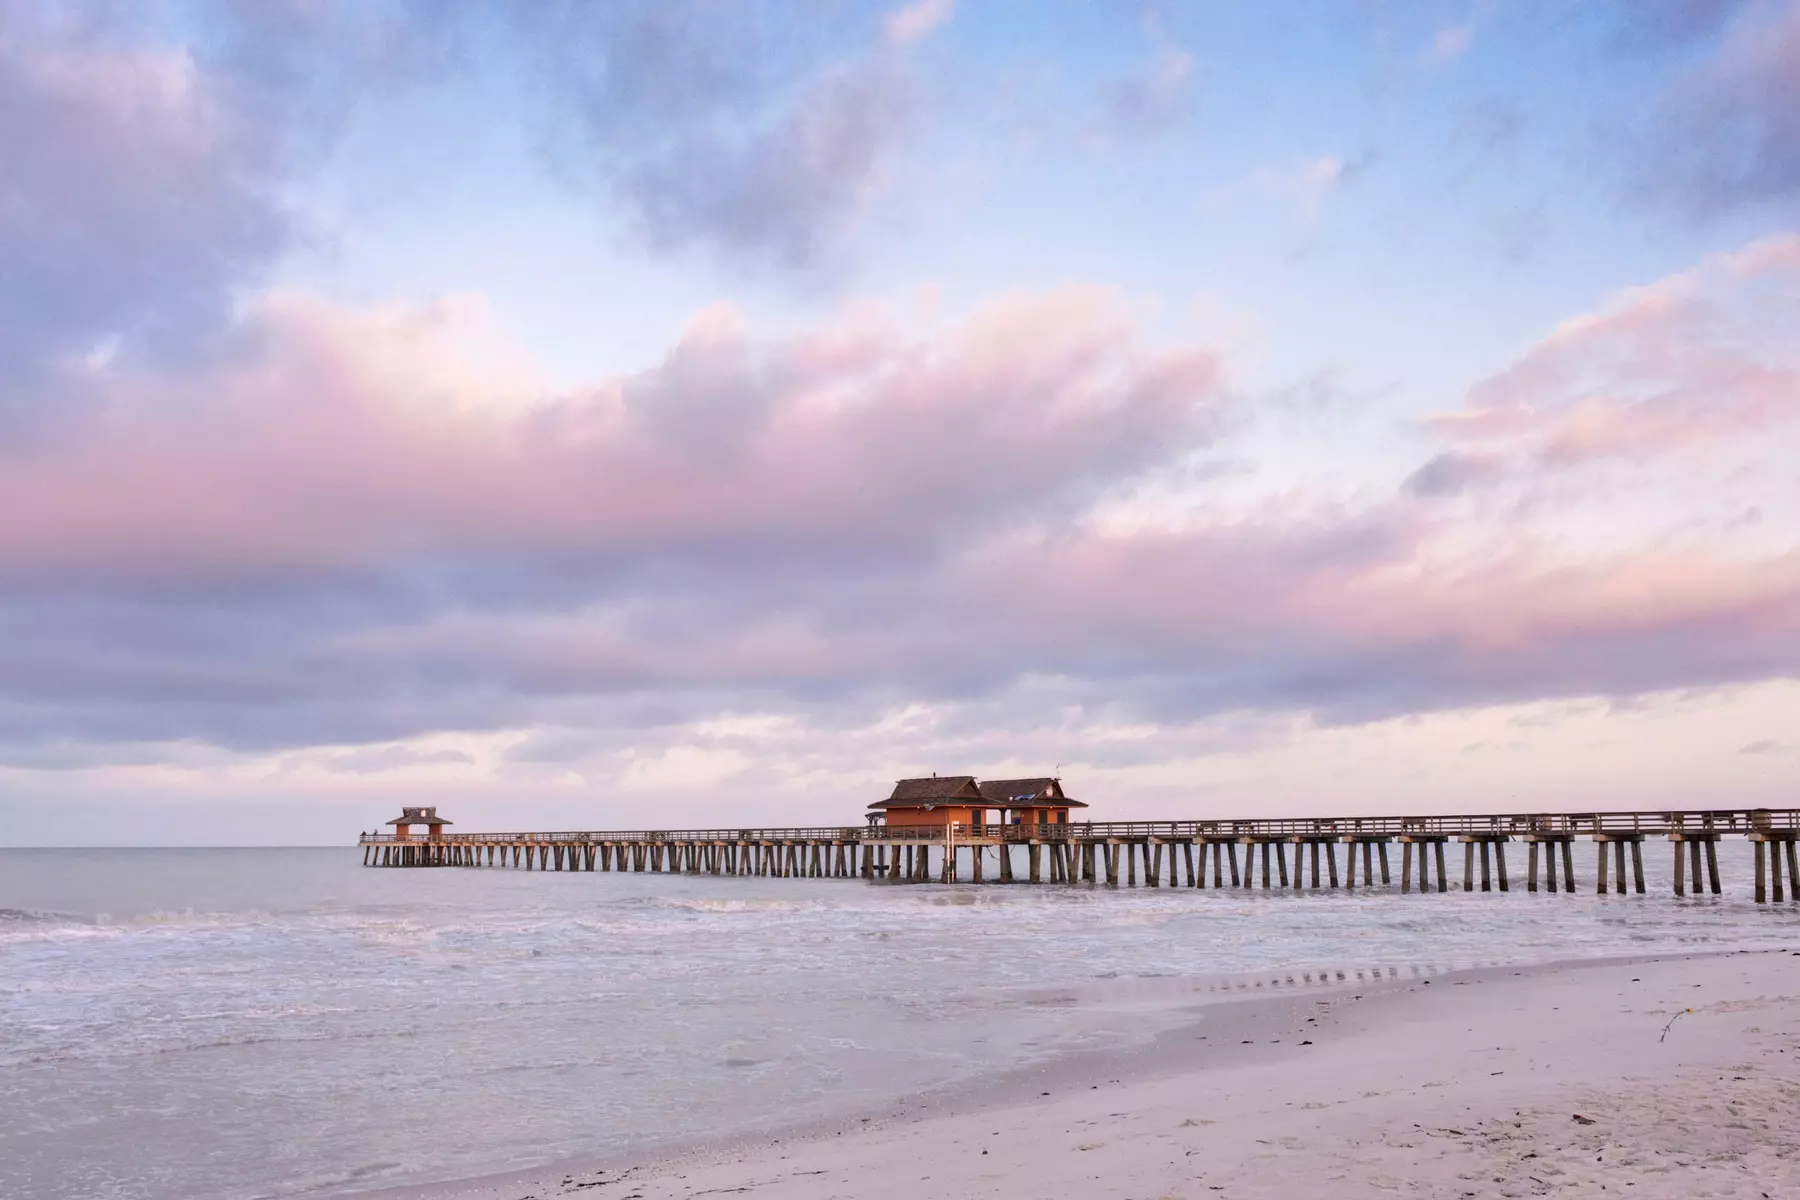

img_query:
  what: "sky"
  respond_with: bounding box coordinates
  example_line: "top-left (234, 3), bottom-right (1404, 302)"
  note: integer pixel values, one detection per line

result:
top-left (2, 0), bottom-right (1798, 845)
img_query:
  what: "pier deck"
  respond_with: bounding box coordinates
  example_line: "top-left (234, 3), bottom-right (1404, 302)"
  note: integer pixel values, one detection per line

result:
top-left (358, 808), bottom-right (1800, 902)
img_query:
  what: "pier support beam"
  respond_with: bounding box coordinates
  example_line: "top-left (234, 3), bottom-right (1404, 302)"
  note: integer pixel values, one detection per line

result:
top-left (1455, 836), bottom-right (1511, 893)
top-left (1592, 835), bottom-right (1645, 895)
top-left (1400, 837), bottom-right (1446, 892)
top-left (1751, 834), bottom-right (1799, 904)
top-left (1525, 835), bottom-right (1574, 892)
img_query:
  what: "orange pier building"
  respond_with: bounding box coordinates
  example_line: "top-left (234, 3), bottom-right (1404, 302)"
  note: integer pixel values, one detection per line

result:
top-left (865, 775), bottom-right (1085, 834)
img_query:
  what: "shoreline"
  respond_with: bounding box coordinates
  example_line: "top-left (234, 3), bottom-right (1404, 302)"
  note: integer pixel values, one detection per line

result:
top-left (356, 946), bottom-right (1799, 1199)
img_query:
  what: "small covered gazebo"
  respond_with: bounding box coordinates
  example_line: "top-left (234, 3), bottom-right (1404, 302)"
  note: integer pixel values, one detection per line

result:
top-left (386, 806), bottom-right (453, 841)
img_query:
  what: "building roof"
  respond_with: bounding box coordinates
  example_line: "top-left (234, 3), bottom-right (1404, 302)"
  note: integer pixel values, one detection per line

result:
top-left (976, 777), bottom-right (1088, 807)
top-left (865, 797), bottom-right (983, 810)
top-left (875, 776), bottom-right (983, 808)
top-left (869, 776), bottom-right (1088, 811)
top-left (385, 806), bottom-right (453, 826)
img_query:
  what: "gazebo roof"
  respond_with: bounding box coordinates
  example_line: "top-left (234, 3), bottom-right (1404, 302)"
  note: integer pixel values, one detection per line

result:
top-left (386, 806), bottom-right (453, 826)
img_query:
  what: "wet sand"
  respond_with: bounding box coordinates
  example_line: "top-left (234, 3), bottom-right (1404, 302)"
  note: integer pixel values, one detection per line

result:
top-left (386, 949), bottom-right (1800, 1200)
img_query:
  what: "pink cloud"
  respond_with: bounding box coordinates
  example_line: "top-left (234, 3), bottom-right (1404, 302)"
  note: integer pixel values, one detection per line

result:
top-left (885, 0), bottom-right (956, 46)
top-left (907, 516), bottom-right (1800, 722)
top-left (1427, 235), bottom-right (1800, 472)
top-left (0, 288), bottom-right (1225, 581)
top-left (4, 249), bottom-right (1798, 762)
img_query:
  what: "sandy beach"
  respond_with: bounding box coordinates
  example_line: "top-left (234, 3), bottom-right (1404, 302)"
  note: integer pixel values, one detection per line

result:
top-left (397, 949), bottom-right (1800, 1200)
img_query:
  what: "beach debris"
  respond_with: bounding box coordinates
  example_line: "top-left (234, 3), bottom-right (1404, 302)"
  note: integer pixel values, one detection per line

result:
top-left (1660, 1008), bottom-right (1694, 1043)
top-left (1571, 1114), bottom-right (1597, 1125)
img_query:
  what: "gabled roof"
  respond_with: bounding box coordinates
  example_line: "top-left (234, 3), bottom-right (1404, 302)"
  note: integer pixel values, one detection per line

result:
top-left (880, 776), bottom-right (982, 805)
top-left (865, 798), bottom-right (982, 810)
top-left (868, 775), bottom-right (1089, 811)
top-left (979, 777), bottom-right (1058, 803)
top-left (386, 806), bottom-right (453, 826)
top-left (978, 778), bottom-right (1088, 808)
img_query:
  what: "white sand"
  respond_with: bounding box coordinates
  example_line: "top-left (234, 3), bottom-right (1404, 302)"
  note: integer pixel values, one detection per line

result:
top-left (405, 950), bottom-right (1800, 1200)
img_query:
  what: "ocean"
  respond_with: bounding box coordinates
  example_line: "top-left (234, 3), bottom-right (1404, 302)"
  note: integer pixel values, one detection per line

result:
top-left (3, 845), bottom-right (1796, 1200)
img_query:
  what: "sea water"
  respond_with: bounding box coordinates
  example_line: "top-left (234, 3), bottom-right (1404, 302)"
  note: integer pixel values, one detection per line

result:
top-left (3, 845), bottom-right (1796, 1200)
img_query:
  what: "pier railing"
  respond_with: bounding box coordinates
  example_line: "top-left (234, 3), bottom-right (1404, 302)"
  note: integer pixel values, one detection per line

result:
top-left (357, 826), bottom-right (867, 845)
top-left (357, 808), bottom-right (1797, 847)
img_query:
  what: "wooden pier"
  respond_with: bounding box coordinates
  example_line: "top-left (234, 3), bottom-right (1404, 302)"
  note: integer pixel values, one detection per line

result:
top-left (359, 807), bottom-right (1800, 902)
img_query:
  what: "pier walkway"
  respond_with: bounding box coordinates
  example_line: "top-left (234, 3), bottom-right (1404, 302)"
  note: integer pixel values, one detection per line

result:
top-left (359, 807), bottom-right (1800, 902)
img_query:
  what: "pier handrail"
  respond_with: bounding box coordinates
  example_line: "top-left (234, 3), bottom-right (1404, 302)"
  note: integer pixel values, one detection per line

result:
top-left (357, 807), bottom-right (1797, 846)
top-left (357, 826), bottom-right (868, 844)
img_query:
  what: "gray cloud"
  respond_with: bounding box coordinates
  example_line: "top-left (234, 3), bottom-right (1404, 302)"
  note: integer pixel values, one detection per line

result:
top-left (1607, 0), bottom-right (1748, 49)
top-left (0, 1), bottom-right (449, 435)
top-left (4, 460), bottom-right (1796, 768)
top-left (302, 745), bottom-right (478, 774)
top-left (1630, 0), bottom-right (1800, 215)
top-left (626, 60), bottom-right (913, 268)
top-left (1402, 451), bottom-right (1504, 496)
top-left (0, 9), bottom-right (280, 422)
top-left (1098, 37), bottom-right (1195, 136)
top-left (531, 2), bottom-right (921, 268)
